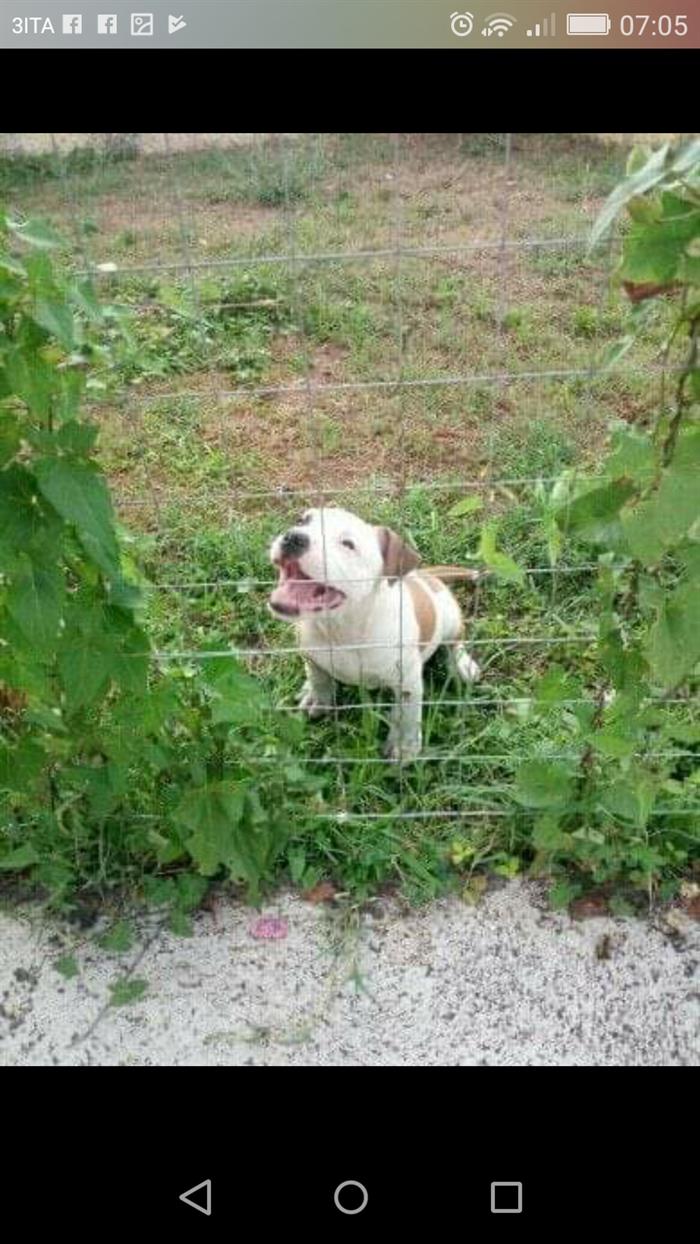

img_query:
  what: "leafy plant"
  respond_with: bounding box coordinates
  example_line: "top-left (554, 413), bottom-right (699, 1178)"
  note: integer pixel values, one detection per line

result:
top-left (514, 139), bottom-right (700, 897)
top-left (109, 977), bottom-right (148, 1006)
top-left (0, 213), bottom-right (320, 913)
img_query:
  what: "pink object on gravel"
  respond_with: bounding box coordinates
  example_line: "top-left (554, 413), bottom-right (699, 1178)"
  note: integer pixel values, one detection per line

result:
top-left (249, 916), bottom-right (289, 940)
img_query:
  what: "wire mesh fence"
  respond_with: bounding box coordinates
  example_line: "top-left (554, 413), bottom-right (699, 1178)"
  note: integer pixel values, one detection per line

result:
top-left (6, 132), bottom-right (699, 835)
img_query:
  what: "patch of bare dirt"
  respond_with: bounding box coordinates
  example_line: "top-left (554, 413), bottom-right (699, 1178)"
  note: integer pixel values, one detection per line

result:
top-left (93, 195), bottom-right (281, 241)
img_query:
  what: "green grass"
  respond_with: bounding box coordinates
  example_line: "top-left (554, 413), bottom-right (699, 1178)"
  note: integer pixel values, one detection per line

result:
top-left (0, 137), bottom-right (325, 209)
top-left (5, 131), bottom-right (698, 910)
top-left (130, 455), bottom-right (697, 905)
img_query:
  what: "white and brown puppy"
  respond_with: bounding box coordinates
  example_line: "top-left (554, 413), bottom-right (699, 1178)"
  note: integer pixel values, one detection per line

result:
top-left (268, 506), bottom-right (481, 761)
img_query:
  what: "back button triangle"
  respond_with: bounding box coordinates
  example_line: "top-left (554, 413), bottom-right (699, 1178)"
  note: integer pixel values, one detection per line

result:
top-left (179, 1179), bottom-right (212, 1216)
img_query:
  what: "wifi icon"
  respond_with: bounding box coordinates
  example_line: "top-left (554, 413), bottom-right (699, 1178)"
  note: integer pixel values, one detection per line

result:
top-left (482, 12), bottom-right (517, 37)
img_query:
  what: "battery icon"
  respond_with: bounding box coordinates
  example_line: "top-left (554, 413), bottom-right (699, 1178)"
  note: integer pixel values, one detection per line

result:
top-left (566, 13), bottom-right (611, 35)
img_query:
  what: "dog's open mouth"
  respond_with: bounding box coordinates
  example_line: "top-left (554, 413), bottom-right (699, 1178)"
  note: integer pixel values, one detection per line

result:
top-left (269, 558), bottom-right (346, 617)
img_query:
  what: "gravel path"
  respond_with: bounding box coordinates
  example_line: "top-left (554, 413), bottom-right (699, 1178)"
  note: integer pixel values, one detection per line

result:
top-left (1, 881), bottom-right (697, 1066)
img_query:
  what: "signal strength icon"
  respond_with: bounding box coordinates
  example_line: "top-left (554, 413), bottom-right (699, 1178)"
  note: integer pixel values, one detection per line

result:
top-left (527, 12), bottom-right (557, 36)
top-left (482, 12), bottom-right (517, 37)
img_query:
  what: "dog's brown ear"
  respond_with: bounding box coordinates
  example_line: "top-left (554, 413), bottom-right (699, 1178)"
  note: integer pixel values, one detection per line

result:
top-left (376, 526), bottom-right (421, 581)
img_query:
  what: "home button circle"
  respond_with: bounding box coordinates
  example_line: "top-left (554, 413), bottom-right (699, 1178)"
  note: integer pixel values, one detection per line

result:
top-left (334, 1181), bottom-right (369, 1214)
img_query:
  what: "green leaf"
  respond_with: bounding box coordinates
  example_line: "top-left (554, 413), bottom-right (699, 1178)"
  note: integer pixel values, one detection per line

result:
top-left (168, 909), bottom-right (194, 937)
top-left (58, 643), bottom-right (111, 712)
top-left (549, 880), bottom-right (582, 910)
top-left (590, 144), bottom-right (670, 247)
top-left (598, 630), bottom-right (647, 694)
top-left (6, 553), bottom-right (64, 654)
top-left (70, 279), bottom-right (103, 322)
top-left (0, 412), bottom-right (21, 466)
top-left (141, 876), bottom-right (175, 906)
top-left (638, 575), bottom-right (665, 616)
top-left (174, 782), bottom-right (247, 876)
top-left (109, 978), bottom-right (148, 1007)
top-left (99, 921), bottom-right (134, 953)
top-left (110, 680), bottom-right (177, 737)
top-left (206, 658), bottom-right (264, 725)
top-left (592, 723), bottom-right (638, 758)
top-left (448, 495), bottom-right (483, 518)
top-left (174, 873), bottom-right (209, 910)
top-left (175, 784), bottom-right (286, 899)
top-left (55, 370), bottom-right (86, 424)
top-left (513, 760), bottom-right (575, 809)
top-left (620, 193), bottom-right (700, 286)
top-left (0, 844), bottom-right (41, 871)
top-left (493, 854), bottom-right (520, 878)
top-left (6, 217), bottom-right (65, 250)
top-left (0, 740), bottom-right (47, 794)
top-left (34, 457), bottom-right (120, 574)
top-left (32, 299), bottom-right (75, 350)
top-left (621, 427), bottom-right (700, 565)
top-left (532, 815), bottom-right (570, 851)
top-left (646, 577), bottom-right (700, 689)
top-left (104, 614), bottom-right (150, 698)
top-left (54, 955), bottom-right (79, 979)
top-left (80, 762), bottom-right (129, 818)
top-left (5, 348), bottom-right (55, 420)
top-left (0, 469), bottom-right (67, 570)
top-left (478, 522), bottom-right (525, 585)
top-left (56, 420), bottom-right (99, 456)
top-left (605, 426), bottom-right (656, 486)
top-left (288, 846), bottom-right (307, 885)
top-left (599, 778), bottom-right (655, 829)
top-left (599, 334), bottom-right (636, 370)
top-left (535, 666), bottom-right (579, 707)
top-left (557, 479), bottom-right (636, 547)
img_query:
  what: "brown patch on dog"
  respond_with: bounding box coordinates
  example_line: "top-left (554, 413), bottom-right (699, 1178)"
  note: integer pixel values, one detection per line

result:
top-left (377, 526), bottom-right (421, 581)
top-left (421, 572), bottom-right (447, 594)
top-left (406, 578), bottom-right (437, 646)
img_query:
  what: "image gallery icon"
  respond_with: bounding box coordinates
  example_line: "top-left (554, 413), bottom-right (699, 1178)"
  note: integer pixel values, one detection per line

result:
top-left (97, 14), bottom-right (118, 34)
top-left (62, 14), bottom-right (83, 34)
top-left (131, 12), bottom-right (154, 35)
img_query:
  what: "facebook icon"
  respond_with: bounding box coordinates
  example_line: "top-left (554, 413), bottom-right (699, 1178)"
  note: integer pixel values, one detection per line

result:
top-left (62, 14), bottom-right (83, 33)
top-left (97, 14), bottom-right (118, 34)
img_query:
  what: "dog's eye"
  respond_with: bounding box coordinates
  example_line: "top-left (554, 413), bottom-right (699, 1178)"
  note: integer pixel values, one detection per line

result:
top-left (297, 513), bottom-right (311, 526)
top-left (341, 538), bottom-right (356, 551)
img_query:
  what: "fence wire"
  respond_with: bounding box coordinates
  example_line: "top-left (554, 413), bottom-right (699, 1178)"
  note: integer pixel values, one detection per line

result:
top-left (23, 132), bottom-right (700, 829)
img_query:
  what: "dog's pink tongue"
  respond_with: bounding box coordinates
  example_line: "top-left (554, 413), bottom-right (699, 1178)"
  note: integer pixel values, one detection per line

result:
top-left (270, 579), bottom-right (303, 613)
top-left (270, 564), bottom-right (320, 614)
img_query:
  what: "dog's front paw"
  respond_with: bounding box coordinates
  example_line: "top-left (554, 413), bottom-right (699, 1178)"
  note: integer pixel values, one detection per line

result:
top-left (383, 735), bottom-right (422, 764)
top-left (298, 685), bottom-right (332, 719)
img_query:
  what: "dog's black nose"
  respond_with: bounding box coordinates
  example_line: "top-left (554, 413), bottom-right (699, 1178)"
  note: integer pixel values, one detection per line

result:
top-left (280, 529), bottom-right (310, 558)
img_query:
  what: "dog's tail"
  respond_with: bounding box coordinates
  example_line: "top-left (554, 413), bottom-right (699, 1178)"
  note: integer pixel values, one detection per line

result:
top-left (422, 564), bottom-right (487, 585)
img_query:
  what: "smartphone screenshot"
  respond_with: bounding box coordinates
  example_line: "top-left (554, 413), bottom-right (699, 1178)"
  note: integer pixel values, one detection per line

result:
top-left (0, 0), bottom-right (697, 1231)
